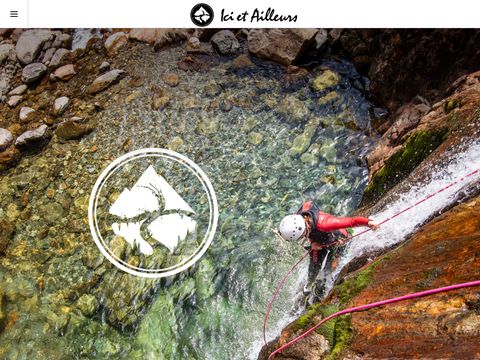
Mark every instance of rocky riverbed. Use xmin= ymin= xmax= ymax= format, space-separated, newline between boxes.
xmin=0 ymin=28 xmax=380 ymax=359
xmin=1 ymin=28 xmax=479 ymax=360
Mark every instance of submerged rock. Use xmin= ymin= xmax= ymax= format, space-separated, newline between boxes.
xmin=76 ymin=294 xmax=99 ymax=316
xmin=248 ymin=29 xmax=317 ymax=66
xmin=55 ymin=119 xmax=92 ymax=140
xmin=164 ymin=73 xmax=179 ymax=87
xmin=87 ymin=69 xmax=126 ymax=94
xmin=151 ymin=95 xmax=170 ymax=110
xmin=311 ymin=69 xmax=340 ymax=91
xmin=248 ymin=132 xmax=263 ymax=145
xmin=277 ymin=95 xmax=308 ymax=123
xmin=21 ymin=62 xmax=47 ymax=83
xmin=289 ymin=117 xmax=321 ymax=155
xmin=0 ymin=146 xmax=21 ymax=171
xmin=211 ymin=30 xmax=240 ymax=56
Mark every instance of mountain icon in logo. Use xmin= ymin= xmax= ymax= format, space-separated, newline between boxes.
xmin=109 ymin=165 xmax=196 ymax=256
xmin=190 ymin=3 xmax=214 ymax=27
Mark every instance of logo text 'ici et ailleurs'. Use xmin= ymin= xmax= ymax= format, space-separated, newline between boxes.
xmin=220 ymin=7 xmax=297 ymax=23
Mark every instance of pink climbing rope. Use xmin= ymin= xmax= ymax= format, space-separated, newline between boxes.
xmin=268 ymin=280 xmax=480 ymax=359
xmin=263 ymin=248 xmax=312 ymax=348
xmin=263 ymin=167 xmax=480 ymax=351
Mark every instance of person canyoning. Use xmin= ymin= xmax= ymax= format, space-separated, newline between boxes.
xmin=278 ymin=200 xmax=379 ymax=303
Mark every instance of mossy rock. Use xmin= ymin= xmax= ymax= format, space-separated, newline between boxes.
xmin=311 ymin=70 xmax=340 ymax=92
xmin=362 ymin=129 xmax=448 ymax=206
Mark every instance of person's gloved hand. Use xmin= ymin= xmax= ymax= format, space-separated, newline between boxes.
xmin=368 ymin=220 xmax=380 ymax=231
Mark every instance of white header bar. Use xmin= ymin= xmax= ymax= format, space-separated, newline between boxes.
xmin=1 ymin=0 xmax=479 ymax=28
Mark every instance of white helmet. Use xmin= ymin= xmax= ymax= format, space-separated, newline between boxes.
xmin=278 ymin=215 xmax=306 ymax=241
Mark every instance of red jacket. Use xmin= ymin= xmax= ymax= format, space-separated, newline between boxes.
xmin=298 ymin=200 xmax=369 ymax=244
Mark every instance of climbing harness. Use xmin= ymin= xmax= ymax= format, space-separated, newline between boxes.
xmin=263 ymin=167 xmax=480 ymax=356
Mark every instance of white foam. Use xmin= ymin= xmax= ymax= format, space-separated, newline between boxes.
xmin=327 ymin=141 xmax=480 ymax=292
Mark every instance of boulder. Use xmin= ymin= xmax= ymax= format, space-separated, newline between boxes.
xmin=53 ymin=64 xmax=76 ymax=81
xmin=105 ymin=32 xmax=128 ymax=55
xmin=0 ymin=128 xmax=14 ymax=151
xmin=15 ymin=124 xmax=51 ymax=151
xmin=53 ymin=96 xmax=70 ymax=116
xmin=248 ymin=29 xmax=317 ymax=66
xmin=16 ymin=29 xmax=54 ymax=65
xmin=87 ymin=69 xmax=126 ymax=94
xmin=129 ymin=29 xmax=188 ymax=49
xmin=21 ymin=62 xmax=47 ymax=83
xmin=211 ymin=30 xmax=240 ymax=55
xmin=55 ymin=119 xmax=92 ymax=140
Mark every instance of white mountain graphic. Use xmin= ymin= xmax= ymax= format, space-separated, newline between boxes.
xmin=109 ymin=165 xmax=196 ymax=256
xmin=193 ymin=7 xmax=211 ymax=23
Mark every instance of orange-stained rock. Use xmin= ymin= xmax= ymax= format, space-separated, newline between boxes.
xmin=342 ymin=197 xmax=480 ymax=358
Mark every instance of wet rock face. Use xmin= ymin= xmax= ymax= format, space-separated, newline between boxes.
xmin=342 ymin=198 xmax=480 ymax=358
xmin=338 ymin=29 xmax=480 ymax=111
xmin=248 ymin=29 xmax=317 ymax=66
xmin=363 ymin=70 xmax=480 ymax=206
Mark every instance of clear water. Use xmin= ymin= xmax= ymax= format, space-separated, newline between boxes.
xmin=0 ymin=42 xmax=378 ymax=359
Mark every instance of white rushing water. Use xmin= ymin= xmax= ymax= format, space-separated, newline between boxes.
xmin=327 ymin=140 xmax=480 ymax=292
xmin=251 ymin=140 xmax=480 ymax=359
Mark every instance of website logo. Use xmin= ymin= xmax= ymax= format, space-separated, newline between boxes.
xmin=88 ymin=148 xmax=218 ymax=278
xmin=190 ymin=3 xmax=214 ymax=27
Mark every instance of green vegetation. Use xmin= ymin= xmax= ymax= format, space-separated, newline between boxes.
xmin=362 ymin=129 xmax=448 ymax=205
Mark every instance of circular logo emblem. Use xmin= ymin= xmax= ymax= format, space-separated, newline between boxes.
xmin=88 ymin=148 xmax=218 ymax=278
xmin=190 ymin=3 xmax=214 ymax=27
